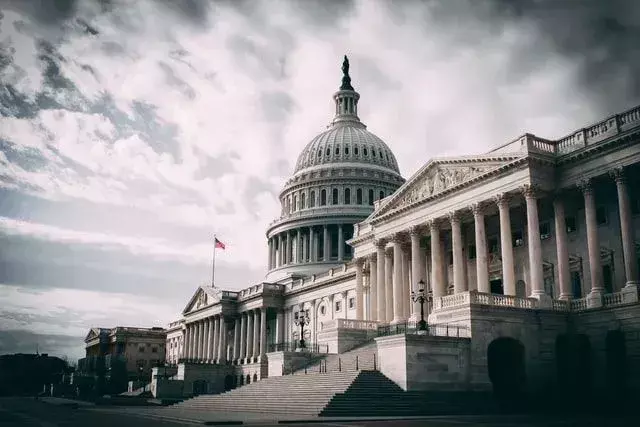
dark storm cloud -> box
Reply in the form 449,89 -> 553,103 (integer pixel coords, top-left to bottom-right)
0,329 -> 83,359
0,232 -> 265,297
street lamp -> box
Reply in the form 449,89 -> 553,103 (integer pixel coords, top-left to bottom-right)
294,309 -> 310,350
411,280 -> 428,331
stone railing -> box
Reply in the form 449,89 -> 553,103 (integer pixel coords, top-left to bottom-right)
321,319 -> 379,331
432,289 -> 633,313
268,206 -> 372,228
238,283 -> 284,300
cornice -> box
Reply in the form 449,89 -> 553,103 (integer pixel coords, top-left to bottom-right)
556,128 -> 640,166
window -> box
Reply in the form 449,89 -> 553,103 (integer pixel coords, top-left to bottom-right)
345,188 -> 351,204
571,271 -> 582,298
368,189 -> 374,206
565,216 -> 577,233
363,147 -> 368,156
310,191 -> 316,208
372,149 -> 376,158
335,301 -> 342,312
603,264 -> 613,293
326,147 -> 330,156
139,347 -> 145,353
512,230 -> 524,247
345,146 -> 349,155
152,347 -> 158,353
348,298 -> 355,309
293,195 -> 298,212
596,206 -> 608,225
317,150 -> 321,158
379,190 -> 384,200
468,244 -> 476,260
332,188 -> 339,205
301,193 -> 306,209
488,237 -> 499,254
320,305 -> 326,315
356,188 -> 363,205
355,146 -> 359,155
539,222 -> 551,240
320,189 -> 327,206
335,146 -> 340,155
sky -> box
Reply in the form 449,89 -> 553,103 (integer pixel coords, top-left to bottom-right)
1,0 -> 639,361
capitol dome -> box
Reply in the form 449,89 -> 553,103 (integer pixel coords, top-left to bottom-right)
265,56 -> 405,281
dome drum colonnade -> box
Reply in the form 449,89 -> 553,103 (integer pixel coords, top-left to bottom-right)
265,55 -> 404,280
352,166 -> 639,323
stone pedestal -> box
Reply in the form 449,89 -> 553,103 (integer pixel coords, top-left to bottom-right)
622,283 -> 640,303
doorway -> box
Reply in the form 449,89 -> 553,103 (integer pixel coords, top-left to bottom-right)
490,279 -> 503,294
487,337 -> 526,408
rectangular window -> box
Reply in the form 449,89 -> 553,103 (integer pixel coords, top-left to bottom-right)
335,301 -> 342,312
539,222 -> 551,240
596,206 -> 608,225
467,244 -> 476,260
488,237 -> 499,254
348,297 -> 355,309
565,216 -> 577,233
151,347 -> 158,353
138,347 -> 145,353
512,230 -> 524,247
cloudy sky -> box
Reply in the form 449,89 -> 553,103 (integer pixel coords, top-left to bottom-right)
1,0 -> 638,361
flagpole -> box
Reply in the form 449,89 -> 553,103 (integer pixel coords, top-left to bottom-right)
212,234 -> 216,288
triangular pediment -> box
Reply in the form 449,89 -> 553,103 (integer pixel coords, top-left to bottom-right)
370,154 -> 524,220
183,286 -> 221,315
84,328 -> 106,343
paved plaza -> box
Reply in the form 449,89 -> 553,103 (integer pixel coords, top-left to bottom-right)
0,397 -> 636,427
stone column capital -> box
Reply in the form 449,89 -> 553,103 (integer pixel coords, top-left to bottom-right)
577,177 -> 594,195
354,257 -> 365,267
374,238 -> 387,249
471,202 -> 487,216
493,192 -> 511,208
609,166 -> 627,184
390,233 -> 404,244
427,219 -> 441,232
409,225 -> 423,237
447,210 -> 461,224
521,184 -> 541,199
368,253 -> 377,262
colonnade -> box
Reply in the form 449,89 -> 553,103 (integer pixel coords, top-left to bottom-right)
182,315 -> 228,363
268,224 -> 352,270
356,169 -> 638,322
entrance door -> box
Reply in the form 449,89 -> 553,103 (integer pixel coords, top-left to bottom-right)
487,337 -> 526,410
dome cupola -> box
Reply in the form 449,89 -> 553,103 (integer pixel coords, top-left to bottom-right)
265,56 -> 405,281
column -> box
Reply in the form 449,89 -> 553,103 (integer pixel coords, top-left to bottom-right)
239,313 -> 247,361
204,318 -> 211,362
233,317 -> 240,361
302,231 -> 308,262
392,236 -> 404,323
376,240 -> 386,322
189,324 -> 196,360
612,168 -> 639,287
309,227 -> 316,262
401,244 -> 411,318
276,309 -> 284,344
285,232 -> 291,265
449,211 -> 466,294
296,229 -> 302,263
369,254 -> 378,322
430,220 -> 447,297
246,311 -> 254,361
338,224 -> 345,261
580,179 -> 604,295
313,299 -> 321,341
218,317 -> 227,363
182,325 -> 190,360
212,316 -> 219,362
355,258 -> 364,320
524,185 -> 545,298
553,197 -> 572,300
472,203 -> 490,293
268,239 -> 273,270
323,225 -> 330,261
194,321 -> 201,361
252,309 -> 260,358
385,247 -> 394,322
410,227 -> 422,318
278,234 -> 284,266
260,308 -> 267,357
495,193 -> 516,296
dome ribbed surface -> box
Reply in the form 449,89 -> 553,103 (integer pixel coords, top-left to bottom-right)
293,124 -> 400,174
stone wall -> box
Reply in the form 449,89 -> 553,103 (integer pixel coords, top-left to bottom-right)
317,325 -> 370,353
176,363 -> 233,396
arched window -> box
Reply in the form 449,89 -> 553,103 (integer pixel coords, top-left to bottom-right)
364,147 -> 368,156
301,193 -> 306,209
310,190 -> 316,208
332,188 -> 339,205
345,188 -> 351,205
356,188 -> 363,204
335,146 -> 340,155
325,147 -> 330,156
379,190 -> 384,200
354,146 -> 359,155
318,150 -> 322,158
372,149 -> 377,158
293,195 -> 297,212
345,146 -> 349,155
368,189 -> 374,206
320,189 -> 327,206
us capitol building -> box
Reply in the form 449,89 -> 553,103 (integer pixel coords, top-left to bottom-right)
160,57 -> 640,404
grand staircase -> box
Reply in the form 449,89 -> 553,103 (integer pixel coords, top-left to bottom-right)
293,341 -> 377,374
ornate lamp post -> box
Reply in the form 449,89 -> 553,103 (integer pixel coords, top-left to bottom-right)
411,280 -> 428,331
294,309 -> 310,349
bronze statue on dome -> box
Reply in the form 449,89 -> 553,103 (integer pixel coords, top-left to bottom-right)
340,55 -> 354,91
